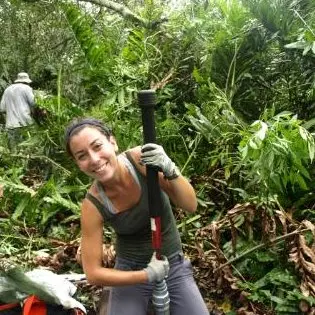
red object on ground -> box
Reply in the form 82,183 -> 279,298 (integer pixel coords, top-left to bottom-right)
23,295 -> 47,315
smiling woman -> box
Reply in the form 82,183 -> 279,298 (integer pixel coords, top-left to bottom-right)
69,127 -> 118,182
64,117 -> 209,315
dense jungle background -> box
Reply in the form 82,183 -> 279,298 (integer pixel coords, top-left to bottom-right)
0,0 -> 315,314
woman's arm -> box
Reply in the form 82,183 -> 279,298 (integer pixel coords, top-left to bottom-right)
80,197 -> 169,285
80,198 -> 148,286
159,175 -> 197,213
128,146 -> 197,213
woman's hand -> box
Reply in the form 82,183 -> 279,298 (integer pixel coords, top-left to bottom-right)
130,146 -> 198,213
141,143 -> 180,180
144,252 -> 170,283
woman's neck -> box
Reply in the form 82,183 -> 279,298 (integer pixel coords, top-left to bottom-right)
98,157 -> 130,196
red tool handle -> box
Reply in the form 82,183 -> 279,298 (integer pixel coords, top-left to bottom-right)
138,90 -> 163,259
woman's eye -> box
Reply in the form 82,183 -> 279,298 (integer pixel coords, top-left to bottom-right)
94,143 -> 102,150
77,154 -> 86,161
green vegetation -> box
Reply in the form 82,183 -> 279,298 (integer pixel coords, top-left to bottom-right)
0,0 -> 314,313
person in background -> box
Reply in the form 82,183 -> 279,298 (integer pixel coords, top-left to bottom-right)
65,117 -> 209,315
0,72 -> 34,150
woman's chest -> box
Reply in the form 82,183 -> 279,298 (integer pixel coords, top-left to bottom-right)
109,182 -> 142,213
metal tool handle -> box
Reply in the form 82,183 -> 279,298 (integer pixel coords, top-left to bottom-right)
138,90 -> 163,257
138,90 -> 170,315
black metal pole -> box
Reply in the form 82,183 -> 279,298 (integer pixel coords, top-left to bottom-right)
138,90 -> 170,315
138,90 -> 163,256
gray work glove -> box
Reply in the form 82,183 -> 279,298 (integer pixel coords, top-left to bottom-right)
144,252 -> 170,283
141,143 -> 180,180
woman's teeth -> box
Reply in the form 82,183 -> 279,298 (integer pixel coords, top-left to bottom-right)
95,164 -> 107,172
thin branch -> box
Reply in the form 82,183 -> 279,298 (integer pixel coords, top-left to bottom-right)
10,153 -> 71,176
78,0 -> 148,26
215,228 -> 309,272
293,9 -> 315,37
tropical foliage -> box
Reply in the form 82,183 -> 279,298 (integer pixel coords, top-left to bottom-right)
0,0 -> 315,313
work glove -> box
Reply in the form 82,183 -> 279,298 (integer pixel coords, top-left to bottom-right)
141,143 -> 180,180
144,252 -> 170,283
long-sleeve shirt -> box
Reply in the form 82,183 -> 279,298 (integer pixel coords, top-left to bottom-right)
0,83 -> 34,129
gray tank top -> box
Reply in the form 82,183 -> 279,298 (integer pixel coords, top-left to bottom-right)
85,151 -> 182,263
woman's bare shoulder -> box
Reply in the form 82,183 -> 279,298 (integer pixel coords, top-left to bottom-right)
122,146 -> 145,174
82,182 -> 102,217
127,146 -> 141,158
87,181 -> 98,196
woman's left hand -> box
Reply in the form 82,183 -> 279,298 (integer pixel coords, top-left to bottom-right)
140,143 -> 179,180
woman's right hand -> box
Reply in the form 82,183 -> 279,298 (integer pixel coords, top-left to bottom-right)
144,252 -> 170,283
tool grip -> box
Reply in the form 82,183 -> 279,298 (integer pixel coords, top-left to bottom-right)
138,90 -> 157,143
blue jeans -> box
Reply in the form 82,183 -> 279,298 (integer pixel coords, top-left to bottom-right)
107,253 -> 209,315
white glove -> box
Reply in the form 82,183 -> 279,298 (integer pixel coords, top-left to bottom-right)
26,269 -> 86,313
144,252 -> 170,283
141,143 -> 180,180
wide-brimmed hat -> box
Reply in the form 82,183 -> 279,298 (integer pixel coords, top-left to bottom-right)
14,72 -> 32,84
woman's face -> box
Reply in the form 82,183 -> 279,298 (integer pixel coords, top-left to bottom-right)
69,126 -> 119,182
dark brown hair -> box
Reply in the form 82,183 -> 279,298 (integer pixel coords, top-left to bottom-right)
65,117 -> 113,157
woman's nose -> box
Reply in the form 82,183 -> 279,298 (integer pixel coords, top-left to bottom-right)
89,151 -> 100,163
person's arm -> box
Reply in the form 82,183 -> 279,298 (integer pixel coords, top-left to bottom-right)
129,146 -> 197,213
0,91 -> 6,113
159,175 -> 197,213
24,86 -> 35,108
80,197 -> 169,286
